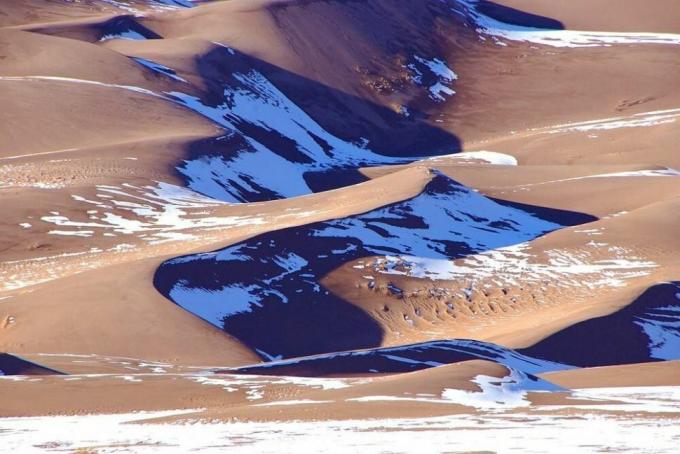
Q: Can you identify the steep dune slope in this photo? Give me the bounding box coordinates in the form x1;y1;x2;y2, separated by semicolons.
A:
155;171;562;358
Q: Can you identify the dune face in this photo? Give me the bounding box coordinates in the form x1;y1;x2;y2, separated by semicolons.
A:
1;0;679;451
522;282;680;366
155;172;562;358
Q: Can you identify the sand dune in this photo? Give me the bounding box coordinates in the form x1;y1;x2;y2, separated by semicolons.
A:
1;0;679;451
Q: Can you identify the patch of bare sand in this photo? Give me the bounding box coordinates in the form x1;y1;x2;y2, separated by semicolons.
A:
0;167;432;365
542;361;680;389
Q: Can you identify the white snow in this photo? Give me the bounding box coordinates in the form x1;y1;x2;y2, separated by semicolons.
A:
187;373;354;398
373;243;656;290
40;182;266;244
47;230;94;237
583;169;680;178
99;0;194;15
169;283;261;324
132;57;186;82
457;0;680;48
633;304;680;360
557;386;680;414
314;174;560;258
541;108;680;133
441;369;562;409
179;142;313;202
410;55;458;101
510;167;679;190
170;69;390;201
0;76;159;99
2;389;680;453
413;56;458;82
352;369;561;409
100;30;148;42
427;150;518;165
429;82;456;101
99;0;143;14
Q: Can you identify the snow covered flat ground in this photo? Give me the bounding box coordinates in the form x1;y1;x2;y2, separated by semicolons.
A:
2;387;680;453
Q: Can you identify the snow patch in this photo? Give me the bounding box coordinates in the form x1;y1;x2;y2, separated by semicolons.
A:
373;243;657;289
100;30;148;42
427;150;518;166
634;303;680;360
132;57;186;82
410;55;458;102
3;394;680;452
457;0;680;48
442;369;563;409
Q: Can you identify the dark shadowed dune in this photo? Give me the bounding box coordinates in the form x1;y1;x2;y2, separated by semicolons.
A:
521;282;680;367
0;353;64;376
